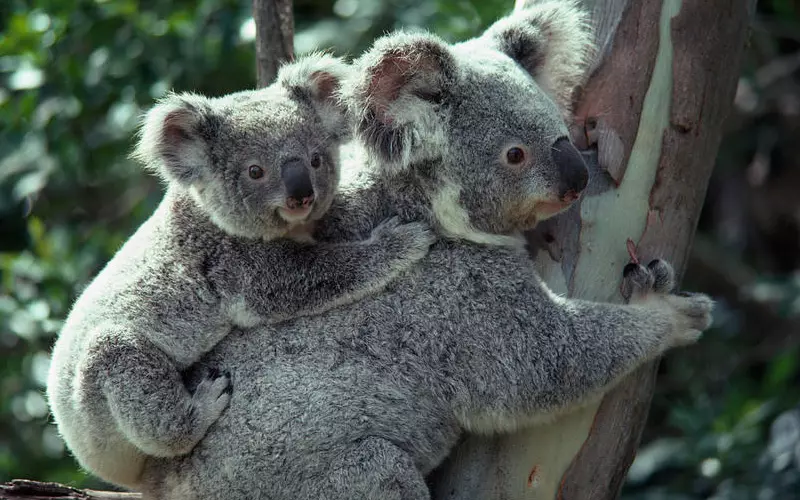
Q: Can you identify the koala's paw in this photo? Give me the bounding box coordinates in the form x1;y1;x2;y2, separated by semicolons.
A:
621;259;713;348
662;292;714;346
369;216;436;261
191;368;232;430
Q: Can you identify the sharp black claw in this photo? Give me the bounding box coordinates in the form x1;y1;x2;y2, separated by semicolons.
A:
623;262;639;277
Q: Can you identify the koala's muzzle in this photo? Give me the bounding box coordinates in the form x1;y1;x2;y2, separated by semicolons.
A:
552;137;589;203
281;159;315;209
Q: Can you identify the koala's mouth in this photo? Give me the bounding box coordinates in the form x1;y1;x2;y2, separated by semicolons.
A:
534;199;577;220
277;205;314;223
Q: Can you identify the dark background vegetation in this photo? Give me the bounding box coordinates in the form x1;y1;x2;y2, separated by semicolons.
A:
1;0;799;498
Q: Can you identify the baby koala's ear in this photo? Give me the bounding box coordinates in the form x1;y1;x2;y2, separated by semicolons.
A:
277;53;353;138
131;93;219;187
480;0;594;115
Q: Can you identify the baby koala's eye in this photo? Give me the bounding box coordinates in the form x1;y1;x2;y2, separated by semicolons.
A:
248;165;265;180
310;153;322;169
505;147;526;165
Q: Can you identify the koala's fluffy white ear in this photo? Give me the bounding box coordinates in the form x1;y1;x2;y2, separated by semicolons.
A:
277;54;352;138
343;33;456;175
131;93;216;187
482;1;593;114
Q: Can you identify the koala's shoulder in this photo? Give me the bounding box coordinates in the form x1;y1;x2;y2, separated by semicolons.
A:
101;193;221;284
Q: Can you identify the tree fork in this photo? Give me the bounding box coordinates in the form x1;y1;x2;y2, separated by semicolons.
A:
430;0;755;499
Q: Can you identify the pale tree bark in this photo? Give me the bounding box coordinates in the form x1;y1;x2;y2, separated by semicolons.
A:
253;0;294;87
430;0;755;499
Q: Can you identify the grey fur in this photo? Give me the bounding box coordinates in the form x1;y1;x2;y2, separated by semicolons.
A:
140;3;713;499
46;54;434;489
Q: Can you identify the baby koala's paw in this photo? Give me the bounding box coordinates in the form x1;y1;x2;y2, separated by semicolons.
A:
369;216;436;262
191;368;232;432
621;259;713;348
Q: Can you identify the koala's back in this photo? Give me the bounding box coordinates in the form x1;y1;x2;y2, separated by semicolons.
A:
47;192;220;485
141;241;543;499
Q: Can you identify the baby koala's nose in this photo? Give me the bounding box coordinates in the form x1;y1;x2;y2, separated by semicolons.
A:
281;159;315;209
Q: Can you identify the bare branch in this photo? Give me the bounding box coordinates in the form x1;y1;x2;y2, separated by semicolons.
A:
252;0;294;88
0;480;140;500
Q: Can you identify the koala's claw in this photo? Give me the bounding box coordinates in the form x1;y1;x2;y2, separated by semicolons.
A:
646;259;675;294
621;259;675;303
222;370;234;395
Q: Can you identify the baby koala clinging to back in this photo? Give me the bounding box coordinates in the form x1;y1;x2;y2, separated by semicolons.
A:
46;54;434;490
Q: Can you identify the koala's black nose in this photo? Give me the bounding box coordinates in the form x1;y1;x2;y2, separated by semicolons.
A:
281;159;315;209
551;137;589;203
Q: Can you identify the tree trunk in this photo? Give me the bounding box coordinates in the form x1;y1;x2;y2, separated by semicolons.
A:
430;1;755;499
252;0;294;87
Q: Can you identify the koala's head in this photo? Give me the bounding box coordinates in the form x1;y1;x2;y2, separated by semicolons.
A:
343;1;594;239
133;54;352;240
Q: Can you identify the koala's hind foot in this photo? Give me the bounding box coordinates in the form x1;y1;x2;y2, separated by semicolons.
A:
190;368;232;432
99;342;234;459
621;258;713;347
315;437;430;500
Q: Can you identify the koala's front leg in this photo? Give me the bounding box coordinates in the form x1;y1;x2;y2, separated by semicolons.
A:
250;217;435;321
98;335;231;457
456;260;713;433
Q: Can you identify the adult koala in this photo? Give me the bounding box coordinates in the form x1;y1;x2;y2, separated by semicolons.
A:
141;2;712;499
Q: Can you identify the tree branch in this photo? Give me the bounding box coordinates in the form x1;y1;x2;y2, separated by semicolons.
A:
0;480;139;500
252;0;294;87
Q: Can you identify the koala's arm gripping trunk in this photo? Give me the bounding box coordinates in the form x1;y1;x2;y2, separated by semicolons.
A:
432;1;754;499
453;276;708;435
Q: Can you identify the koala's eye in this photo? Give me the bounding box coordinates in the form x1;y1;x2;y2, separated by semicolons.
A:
248;165;265;180
310;153;322;169
505;147;526;165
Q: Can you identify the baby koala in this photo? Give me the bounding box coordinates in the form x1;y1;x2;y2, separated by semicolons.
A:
45;54;434;490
